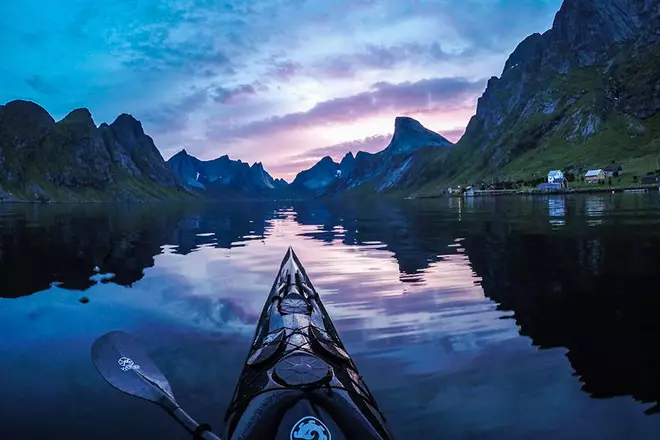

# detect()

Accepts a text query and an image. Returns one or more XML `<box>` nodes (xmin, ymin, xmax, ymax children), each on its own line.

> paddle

<box><xmin>91</xmin><ymin>331</ymin><xmax>222</xmax><ymax>440</ymax></box>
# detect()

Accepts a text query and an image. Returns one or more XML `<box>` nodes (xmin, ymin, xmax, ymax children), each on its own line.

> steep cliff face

<box><xmin>0</xmin><ymin>100</ymin><xmax>188</xmax><ymax>201</ymax></box>
<box><xmin>419</xmin><ymin>0</ymin><xmax>660</xmax><ymax>187</ymax></box>
<box><xmin>292</xmin><ymin>116</ymin><xmax>452</xmax><ymax>196</ymax></box>
<box><xmin>37</xmin><ymin>109</ymin><xmax>114</xmax><ymax>188</ymax></box>
<box><xmin>166</xmin><ymin>149</ymin><xmax>284</xmax><ymax>197</ymax></box>
<box><xmin>167</xmin><ymin>149</ymin><xmax>204</xmax><ymax>188</ymax></box>
<box><xmin>292</xmin><ymin>156</ymin><xmax>341</xmax><ymax>190</ymax></box>
<box><xmin>106</xmin><ymin>114</ymin><xmax>179</xmax><ymax>187</ymax></box>
<box><xmin>384</xmin><ymin>116</ymin><xmax>452</xmax><ymax>156</ymax></box>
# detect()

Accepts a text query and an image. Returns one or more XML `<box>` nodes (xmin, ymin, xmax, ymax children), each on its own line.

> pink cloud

<box><xmin>438</xmin><ymin>127</ymin><xmax>466</xmax><ymax>143</ymax></box>
<box><xmin>207</xmin><ymin>76</ymin><xmax>486</xmax><ymax>142</ymax></box>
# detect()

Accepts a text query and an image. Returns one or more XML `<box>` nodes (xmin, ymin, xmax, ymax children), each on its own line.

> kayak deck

<box><xmin>223</xmin><ymin>247</ymin><xmax>393</xmax><ymax>440</ymax></box>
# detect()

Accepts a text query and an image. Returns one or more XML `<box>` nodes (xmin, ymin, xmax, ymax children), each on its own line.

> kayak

<box><xmin>223</xmin><ymin>246</ymin><xmax>394</xmax><ymax>440</ymax></box>
<box><xmin>91</xmin><ymin>246</ymin><xmax>393</xmax><ymax>440</ymax></box>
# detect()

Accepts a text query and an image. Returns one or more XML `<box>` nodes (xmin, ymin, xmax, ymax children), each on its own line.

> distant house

<box><xmin>448</xmin><ymin>185</ymin><xmax>462</xmax><ymax>195</ymax></box>
<box><xmin>604</xmin><ymin>164</ymin><xmax>623</xmax><ymax>177</ymax></box>
<box><xmin>465</xmin><ymin>186</ymin><xmax>475</xmax><ymax>197</ymax></box>
<box><xmin>547</xmin><ymin>170</ymin><xmax>567</xmax><ymax>188</ymax></box>
<box><xmin>642</xmin><ymin>174</ymin><xmax>659</xmax><ymax>185</ymax></box>
<box><xmin>584</xmin><ymin>169</ymin><xmax>606</xmax><ymax>183</ymax></box>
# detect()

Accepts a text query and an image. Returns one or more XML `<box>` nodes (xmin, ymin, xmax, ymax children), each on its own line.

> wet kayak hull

<box><xmin>223</xmin><ymin>247</ymin><xmax>393</xmax><ymax>440</ymax></box>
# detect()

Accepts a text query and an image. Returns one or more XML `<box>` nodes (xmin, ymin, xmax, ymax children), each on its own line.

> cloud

<box><xmin>313</xmin><ymin>42</ymin><xmax>460</xmax><ymax>78</ymax></box>
<box><xmin>265</xmin><ymin>59</ymin><xmax>302</xmax><ymax>81</ymax></box>
<box><xmin>24</xmin><ymin>75</ymin><xmax>58</xmax><ymax>95</ymax></box>
<box><xmin>0</xmin><ymin>0</ymin><xmax>563</xmax><ymax>179</ymax></box>
<box><xmin>438</xmin><ymin>127</ymin><xmax>466</xmax><ymax>143</ymax></box>
<box><xmin>208</xmin><ymin>76</ymin><xmax>486</xmax><ymax>141</ymax></box>
<box><xmin>141</xmin><ymin>87</ymin><xmax>210</xmax><ymax>134</ymax></box>
<box><xmin>213</xmin><ymin>82</ymin><xmax>266</xmax><ymax>104</ymax></box>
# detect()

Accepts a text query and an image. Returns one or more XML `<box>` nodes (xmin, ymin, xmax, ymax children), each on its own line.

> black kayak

<box><xmin>223</xmin><ymin>246</ymin><xmax>393</xmax><ymax>440</ymax></box>
<box><xmin>91</xmin><ymin>247</ymin><xmax>393</xmax><ymax>440</ymax></box>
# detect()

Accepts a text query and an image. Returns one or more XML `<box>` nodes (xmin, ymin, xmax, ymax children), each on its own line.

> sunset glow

<box><xmin>1</xmin><ymin>0</ymin><xmax>563</xmax><ymax>180</ymax></box>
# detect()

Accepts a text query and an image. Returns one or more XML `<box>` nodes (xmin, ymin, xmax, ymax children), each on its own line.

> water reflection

<box><xmin>2</xmin><ymin>195</ymin><xmax>660</xmax><ymax>439</ymax></box>
<box><xmin>585</xmin><ymin>196</ymin><xmax>606</xmax><ymax>226</ymax></box>
<box><xmin>548</xmin><ymin>196</ymin><xmax>566</xmax><ymax>227</ymax></box>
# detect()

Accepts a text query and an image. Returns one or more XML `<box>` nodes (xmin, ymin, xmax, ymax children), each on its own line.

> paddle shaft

<box><xmin>170</xmin><ymin>408</ymin><xmax>222</xmax><ymax>440</ymax></box>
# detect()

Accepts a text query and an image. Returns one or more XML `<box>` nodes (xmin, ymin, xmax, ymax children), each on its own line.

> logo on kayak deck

<box><xmin>118</xmin><ymin>356</ymin><xmax>140</xmax><ymax>372</ymax></box>
<box><xmin>290</xmin><ymin>416</ymin><xmax>331</xmax><ymax>440</ymax></box>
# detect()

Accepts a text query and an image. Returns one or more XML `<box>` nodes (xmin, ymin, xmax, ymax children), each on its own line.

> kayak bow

<box><xmin>223</xmin><ymin>247</ymin><xmax>393</xmax><ymax>440</ymax></box>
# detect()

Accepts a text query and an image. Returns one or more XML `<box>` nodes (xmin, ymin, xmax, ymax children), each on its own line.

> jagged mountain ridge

<box><xmin>291</xmin><ymin>116</ymin><xmax>453</xmax><ymax>195</ymax></box>
<box><xmin>409</xmin><ymin>0</ymin><xmax>660</xmax><ymax>190</ymax></box>
<box><xmin>167</xmin><ymin>149</ymin><xmax>286</xmax><ymax>197</ymax></box>
<box><xmin>0</xmin><ymin>100</ymin><xmax>188</xmax><ymax>201</ymax></box>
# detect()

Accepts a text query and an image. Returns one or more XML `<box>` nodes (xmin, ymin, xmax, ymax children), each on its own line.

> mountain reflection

<box><xmin>0</xmin><ymin>203</ymin><xmax>283</xmax><ymax>299</ymax></box>
<box><xmin>3</xmin><ymin>195</ymin><xmax>660</xmax><ymax>416</ymax></box>
<box><xmin>461</xmin><ymin>196</ymin><xmax>660</xmax><ymax>414</ymax></box>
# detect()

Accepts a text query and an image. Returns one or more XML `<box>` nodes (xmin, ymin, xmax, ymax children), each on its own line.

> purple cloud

<box><xmin>208</xmin><ymin>76</ymin><xmax>486</xmax><ymax>141</ymax></box>
<box><xmin>289</xmin><ymin>134</ymin><xmax>392</xmax><ymax>162</ymax></box>
<box><xmin>314</xmin><ymin>42</ymin><xmax>455</xmax><ymax>78</ymax></box>
<box><xmin>266</xmin><ymin>59</ymin><xmax>302</xmax><ymax>81</ymax></box>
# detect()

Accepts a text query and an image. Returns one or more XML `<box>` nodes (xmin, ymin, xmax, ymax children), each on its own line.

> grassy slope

<box><xmin>5</xmin><ymin>163</ymin><xmax>195</xmax><ymax>202</ymax></box>
<box><xmin>412</xmin><ymin>44</ymin><xmax>660</xmax><ymax>195</ymax></box>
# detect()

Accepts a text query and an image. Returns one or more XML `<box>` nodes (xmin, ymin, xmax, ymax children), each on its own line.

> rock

<box><xmin>37</xmin><ymin>108</ymin><xmax>114</xmax><ymax>188</ymax></box>
<box><xmin>383</xmin><ymin>116</ymin><xmax>452</xmax><ymax>156</ymax></box>
<box><xmin>291</xmin><ymin>116</ymin><xmax>450</xmax><ymax>195</ymax></box>
<box><xmin>27</xmin><ymin>183</ymin><xmax>51</xmax><ymax>202</ymax></box>
<box><xmin>108</xmin><ymin>114</ymin><xmax>179</xmax><ymax>188</ymax></box>
<box><xmin>0</xmin><ymin>100</ymin><xmax>55</xmax><ymax>185</ymax></box>
<box><xmin>431</xmin><ymin>0</ymin><xmax>660</xmax><ymax>180</ymax></box>
<box><xmin>0</xmin><ymin>100</ymin><xmax>189</xmax><ymax>201</ymax></box>
<box><xmin>167</xmin><ymin>149</ymin><xmax>283</xmax><ymax>196</ymax></box>
<box><xmin>292</xmin><ymin>156</ymin><xmax>339</xmax><ymax>190</ymax></box>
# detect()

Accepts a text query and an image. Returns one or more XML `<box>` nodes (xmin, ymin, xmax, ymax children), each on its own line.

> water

<box><xmin>2</xmin><ymin>195</ymin><xmax>660</xmax><ymax>439</ymax></box>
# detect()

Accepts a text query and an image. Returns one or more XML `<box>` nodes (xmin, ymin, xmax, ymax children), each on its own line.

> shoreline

<box><xmin>413</xmin><ymin>184</ymin><xmax>660</xmax><ymax>199</ymax></box>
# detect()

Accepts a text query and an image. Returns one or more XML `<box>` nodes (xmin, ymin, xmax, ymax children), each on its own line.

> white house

<box><xmin>547</xmin><ymin>170</ymin><xmax>567</xmax><ymax>188</ymax></box>
<box><xmin>547</xmin><ymin>170</ymin><xmax>565</xmax><ymax>184</ymax></box>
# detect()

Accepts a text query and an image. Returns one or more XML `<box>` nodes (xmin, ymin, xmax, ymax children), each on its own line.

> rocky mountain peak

<box><xmin>437</xmin><ymin>0</ymin><xmax>660</xmax><ymax>181</ymax></box>
<box><xmin>2</xmin><ymin>100</ymin><xmax>54</xmax><ymax>128</ymax></box>
<box><xmin>0</xmin><ymin>100</ymin><xmax>56</xmax><ymax>185</ymax></box>
<box><xmin>111</xmin><ymin>113</ymin><xmax>144</xmax><ymax>133</ymax></box>
<box><xmin>385</xmin><ymin>116</ymin><xmax>452</xmax><ymax>155</ymax></box>
<box><xmin>61</xmin><ymin>108</ymin><xmax>95</xmax><ymax>127</ymax></box>
<box><xmin>340</xmin><ymin>151</ymin><xmax>355</xmax><ymax>163</ymax></box>
<box><xmin>551</xmin><ymin>0</ymin><xmax>645</xmax><ymax>48</ymax></box>
<box><xmin>394</xmin><ymin>116</ymin><xmax>423</xmax><ymax>132</ymax></box>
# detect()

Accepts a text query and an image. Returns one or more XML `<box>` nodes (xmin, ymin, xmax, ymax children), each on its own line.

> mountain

<box><xmin>167</xmin><ymin>149</ymin><xmax>287</xmax><ymax>198</ymax></box>
<box><xmin>410</xmin><ymin>0</ymin><xmax>660</xmax><ymax>192</ymax></box>
<box><xmin>0</xmin><ymin>100</ymin><xmax>189</xmax><ymax>202</ymax></box>
<box><xmin>384</xmin><ymin>116</ymin><xmax>452</xmax><ymax>155</ymax></box>
<box><xmin>291</xmin><ymin>116</ymin><xmax>453</xmax><ymax>196</ymax></box>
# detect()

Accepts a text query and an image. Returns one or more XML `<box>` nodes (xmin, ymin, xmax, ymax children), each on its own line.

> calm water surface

<box><xmin>2</xmin><ymin>195</ymin><xmax>660</xmax><ymax>439</ymax></box>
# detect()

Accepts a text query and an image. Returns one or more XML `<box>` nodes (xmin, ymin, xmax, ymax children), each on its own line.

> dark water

<box><xmin>2</xmin><ymin>195</ymin><xmax>660</xmax><ymax>439</ymax></box>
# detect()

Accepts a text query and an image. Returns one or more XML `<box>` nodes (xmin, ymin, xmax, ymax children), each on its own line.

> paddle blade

<box><xmin>91</xmin><ymin>330</ymin><xmax>177</xmax><ymax>411</ymax></box>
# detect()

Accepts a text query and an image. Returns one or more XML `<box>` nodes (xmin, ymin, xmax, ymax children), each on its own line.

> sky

<box><xmin>0</xmin><ymin>0</ymin><xmax>563</xmax><ymax>180</ymax></box>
